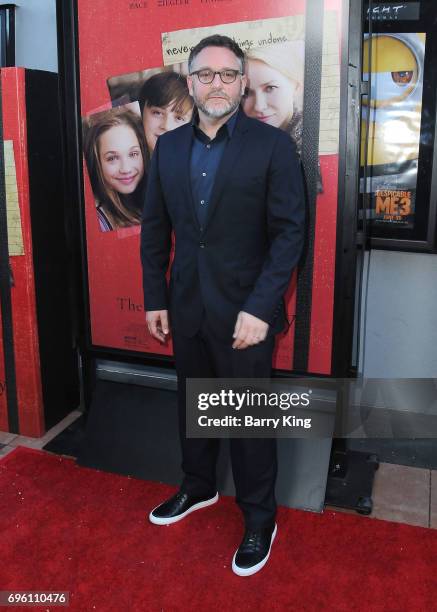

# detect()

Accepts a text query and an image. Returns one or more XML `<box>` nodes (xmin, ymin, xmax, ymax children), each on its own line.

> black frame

<box><xmin>364</xmin><ymin>1</ymin><xmax>437</xmax><ymax>252</ymax></box>
<box><xmin>56</xmin><ymin>0</ymin><xmax>363</xmax><ymax>388</ymax></box>
<box><xmin>0</xmin><ymin>4</ymin><xmax>15</xmax><ymax>67</ymax></box>
<box><xmin>332</xmin><ymin>0</ymin><xmax>366</xmax><ymax>377</ymax></box>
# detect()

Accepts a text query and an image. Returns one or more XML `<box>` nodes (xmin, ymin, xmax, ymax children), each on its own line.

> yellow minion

<box><xmin>361</xmin><ymin>33</ymin><xmax>425</xmax><ymax>191</ymax></box>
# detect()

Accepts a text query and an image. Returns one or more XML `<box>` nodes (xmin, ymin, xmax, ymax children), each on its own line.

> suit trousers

<box><xmin>172</xmin><ymin>315</ymin><xmax>277</xmax><ymax>530</ymax></box>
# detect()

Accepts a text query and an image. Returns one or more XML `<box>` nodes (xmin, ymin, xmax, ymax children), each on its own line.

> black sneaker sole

<box><xmin>149</xmin><ymin>492</ymin><xmax>219</xmax><ymax>525</ymax></box>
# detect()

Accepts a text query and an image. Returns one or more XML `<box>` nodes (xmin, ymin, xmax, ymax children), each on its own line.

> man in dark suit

<box><xmin>141</xmin><ymin>35</ymin><xmax>305</xmax><ymax>576</ymax></box>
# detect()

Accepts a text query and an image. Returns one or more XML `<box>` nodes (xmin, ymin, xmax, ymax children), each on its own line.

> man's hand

<box><xmin>146</xmin><ymin>310</ymin><xmax>170</xmax><ymax>343</ymax></box>
<box><xmin>232</xmin><ymin>311</ymin><xmax>269</xmax><ymax>350</ymax></box>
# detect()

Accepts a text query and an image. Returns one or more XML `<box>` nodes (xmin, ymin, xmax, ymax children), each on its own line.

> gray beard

<box><xmin>194</xmin><ymin>94</ymin><xmax>241</xmax><ymax>119</ymax></box>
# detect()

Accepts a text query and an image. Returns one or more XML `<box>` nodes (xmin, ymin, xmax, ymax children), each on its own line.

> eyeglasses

<box><xmin>190</xmin><ymin>69</ymin><xmax>242</xmax><ymax>84</ymax></box>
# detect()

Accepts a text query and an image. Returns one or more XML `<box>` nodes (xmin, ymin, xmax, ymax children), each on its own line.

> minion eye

<box><xmin>391</xmin><ymin>71</ymin><xmax>414</xmax><ymax>85</ymax></box>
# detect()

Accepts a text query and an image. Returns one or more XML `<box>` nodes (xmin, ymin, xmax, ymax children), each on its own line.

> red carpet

<box><xmin>0</xmin><ymin>447</ymin><xmax>436</xmax><ymax>611</ymax></box>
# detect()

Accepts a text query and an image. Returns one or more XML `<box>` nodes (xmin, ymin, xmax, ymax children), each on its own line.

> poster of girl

<box><xmin>83</xmin><ymin>102</ymin><xmax>147</xmax><ymax>232</ymax></box>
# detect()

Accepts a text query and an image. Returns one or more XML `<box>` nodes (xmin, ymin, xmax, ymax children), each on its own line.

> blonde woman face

<box><xmin>243</xmin><ymin>59</ymin><xmax>297</xmax><ymax>129</ymax></box>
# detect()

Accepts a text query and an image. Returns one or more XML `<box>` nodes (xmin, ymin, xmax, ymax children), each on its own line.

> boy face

<box><xmin>142</xmin><ymin>100</ymin><xmax>193</xmax><ymax>152</ymax></box>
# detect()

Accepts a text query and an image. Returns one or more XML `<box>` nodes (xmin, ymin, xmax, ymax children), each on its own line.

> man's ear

<box><xmin>240</xmin><ymin>74</ymin><xmax>248</xmax><ymax>96</ymax></box>
<box><xmin>187</xmin><ymin>75</ymin><xmax>194</xmax><ymax>97</ymax></box>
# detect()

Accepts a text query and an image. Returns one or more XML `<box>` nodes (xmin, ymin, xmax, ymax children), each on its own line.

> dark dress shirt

<box><xmin>190</xmin><ymin>108</ymin><xmax>238</xmax><ymax>228</ymax></box>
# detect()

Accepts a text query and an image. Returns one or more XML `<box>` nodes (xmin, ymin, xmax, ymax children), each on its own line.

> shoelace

<box><xmin>241</xmin><ymin>530</ymin><xmax>263</xmax><ymax>553</ymax></box>
<box><xmin>174</xmin><ymin>492</ymin><xmax>188</xmax><ymax>506</ymax></box>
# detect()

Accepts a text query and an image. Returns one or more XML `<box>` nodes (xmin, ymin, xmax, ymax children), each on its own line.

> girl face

<box><xmin>243</xmin><ymin>59</ymin><xmax>296</xmax><ymax>129</ymax></box>
<box><xmin>98</xmin><ymin>124</ymin><xmax>144</xmax><ymax>194</ymax></box>
<box><xmin>142</xmin><ymin>99</ymin><xmax>192</xmax><ymax>153</ymax></box>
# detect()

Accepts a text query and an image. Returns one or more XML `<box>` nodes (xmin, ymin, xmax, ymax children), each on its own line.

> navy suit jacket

<box><xmin>140</xmin><ymin>108</ymin><xmax>305</xmax><ymax>341</ymax></box>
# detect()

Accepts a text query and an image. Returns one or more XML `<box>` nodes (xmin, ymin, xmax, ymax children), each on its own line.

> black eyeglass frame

<box><xmin>189</xmin><ymin>69</ymin><xmax>243</xmax><ymax>84</ymax></box>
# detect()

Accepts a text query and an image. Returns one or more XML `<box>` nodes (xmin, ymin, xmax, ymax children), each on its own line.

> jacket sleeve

<box><xmin>242</xmin><ymin>130</ymin><xmax>305</xmax><ymax>324</ymax></box>
<box><xmin>140</xmin><ymin>137</ymin><xmax>172</xmax><ymax>311</ymax></box>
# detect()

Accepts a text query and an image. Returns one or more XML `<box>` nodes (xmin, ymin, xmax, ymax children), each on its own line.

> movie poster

<box><xmin>362</xmin><ymin>32</ymin><xmax>425</xmax><ymax>228</ymax></box>
<box><xmin>77</xmin><ymin>0</ymin><xmax>342</xmax><ymax>374</ymax></box>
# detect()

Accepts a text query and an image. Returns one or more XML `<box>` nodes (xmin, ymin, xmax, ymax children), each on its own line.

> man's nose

<box><xmin>210</xmin><ymin>72</ymin><xmax>223</xmax><ymax>86</ymax></box>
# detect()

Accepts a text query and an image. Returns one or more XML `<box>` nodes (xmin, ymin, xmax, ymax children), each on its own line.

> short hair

<box><xmin>138</xmin><ymin>71</ymin><xmax>193</xmax><ymax>116</ymax></box>
<box><xmin>188</xmin><ymin>35</ymin><xmax>245</xmax><ymax>74</ymax></box>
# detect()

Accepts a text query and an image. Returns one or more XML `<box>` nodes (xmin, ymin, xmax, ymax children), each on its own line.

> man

<box><xmin>141</xmin><ymin>35</ymin><xmax>305</xmax><ymax>576</ymax></box>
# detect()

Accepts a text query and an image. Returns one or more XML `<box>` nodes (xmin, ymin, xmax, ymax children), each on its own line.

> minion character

<box><xmin>361</xmin><ymin>33</ymin><xmax>425</xmax><ymax>217</ymax></box>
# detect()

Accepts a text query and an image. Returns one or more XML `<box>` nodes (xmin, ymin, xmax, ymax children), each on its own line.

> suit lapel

<box><xmin>203</xmin><ymin>111</ymin><xmax>249</xmax><ymax>230</ymax></box>
<box><xmin>174</xmin><ymin>124</ymin><xmax>200</xmax><ymax>229</ymax></box>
